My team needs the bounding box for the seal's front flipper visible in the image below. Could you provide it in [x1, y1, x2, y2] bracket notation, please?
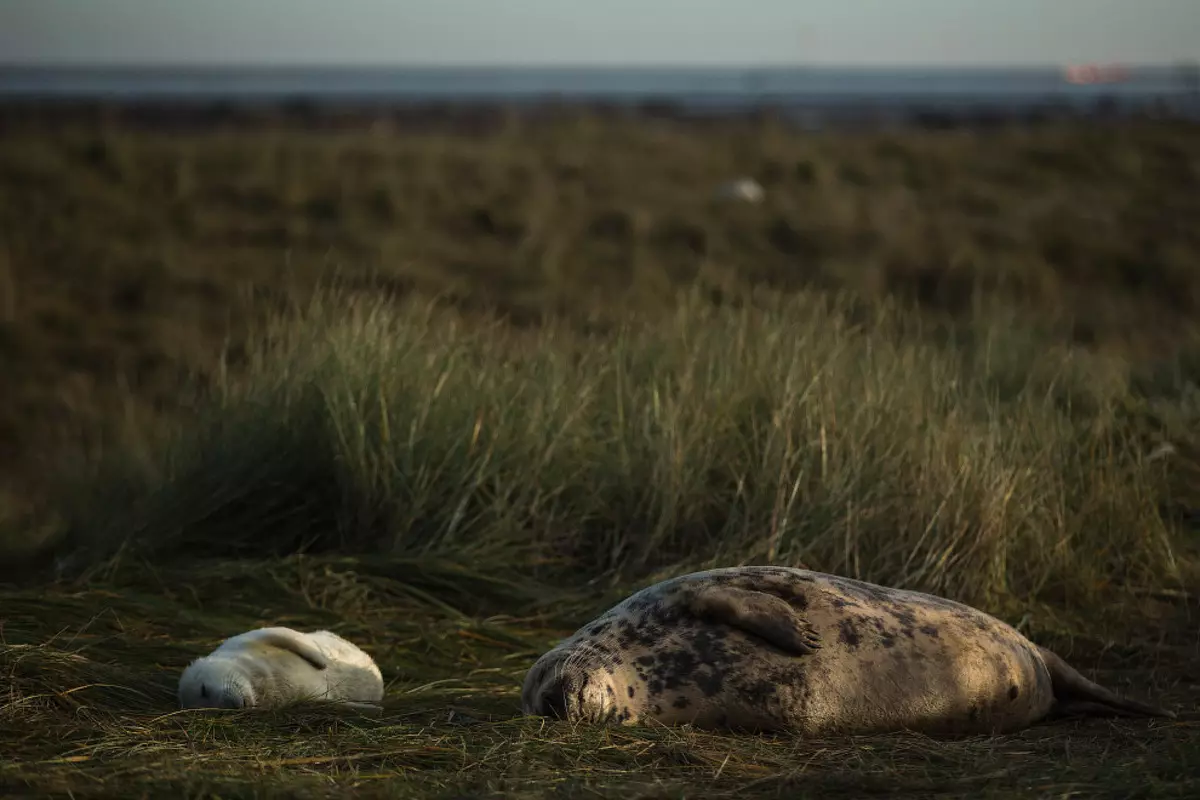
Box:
[687, 585, 821, 655]
[252, 628, 330, 671]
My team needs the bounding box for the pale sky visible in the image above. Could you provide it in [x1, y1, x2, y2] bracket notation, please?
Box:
[1, 0, 1197, 67]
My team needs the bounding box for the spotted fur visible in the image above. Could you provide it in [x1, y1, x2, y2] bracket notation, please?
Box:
[521, 567, 1174, 736]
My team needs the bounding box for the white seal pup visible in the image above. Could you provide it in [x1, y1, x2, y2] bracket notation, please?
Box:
[521, 566, 1175, 736]
[178, 627, 384, 711]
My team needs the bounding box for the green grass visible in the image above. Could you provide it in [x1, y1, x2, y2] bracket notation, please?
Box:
[2, 108, 1200, 797]
[38, 288, 1197, 601]
[5, 285, 1200, 797]
[1, 111, 1199, 498]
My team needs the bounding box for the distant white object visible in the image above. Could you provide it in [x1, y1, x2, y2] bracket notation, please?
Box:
[1146, 442, 1177, 462]
[178, 627, 384, 712]
[714, 178, 765, 203]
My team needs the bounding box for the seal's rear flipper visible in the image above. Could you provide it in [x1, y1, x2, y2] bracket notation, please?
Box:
[688, 585, 821, 655]
[1038, 646, 1175, 720]
[251, 628, 330, 671]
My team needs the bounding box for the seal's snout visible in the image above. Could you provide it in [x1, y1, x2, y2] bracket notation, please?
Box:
[536, 677, 569, 720]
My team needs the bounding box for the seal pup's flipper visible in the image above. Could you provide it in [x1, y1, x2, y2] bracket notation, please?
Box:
[1038, 646, 1175, 720]
[249, 628, 330, 671]
[342, 701, 384, 717]
[687, 585, 822, 655]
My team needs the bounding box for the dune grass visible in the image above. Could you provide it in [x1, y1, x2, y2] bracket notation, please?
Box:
[3, 285, 1198, 797]
[42, 287, 1195, 601]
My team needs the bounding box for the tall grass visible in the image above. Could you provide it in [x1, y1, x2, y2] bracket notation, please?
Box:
[46, 287, 1190, 610]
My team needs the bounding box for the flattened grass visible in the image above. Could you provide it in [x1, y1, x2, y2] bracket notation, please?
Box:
[2, 557, 1197, 799]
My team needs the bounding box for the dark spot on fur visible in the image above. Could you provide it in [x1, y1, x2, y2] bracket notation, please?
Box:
[1008, 684, 1019, 700]
[887, 606, 918, 629]
[651, 703, 663, 715]
[919, 625, 939, 638]
[694, 667, 725, 697]
[673, 695, 691, 709]
[655, 648, 700, 690]
[838, 618, 861, 648]
[627, 685, 636, 698]
[968, 705, 979, 721]
[587, 621, 611, 637]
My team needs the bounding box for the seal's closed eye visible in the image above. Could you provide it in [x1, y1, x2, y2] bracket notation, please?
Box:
[538, 677, 569, 719]
[687, 585, 822, 656]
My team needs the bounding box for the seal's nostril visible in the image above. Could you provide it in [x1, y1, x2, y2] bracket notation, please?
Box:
[540, 679, 568, 720]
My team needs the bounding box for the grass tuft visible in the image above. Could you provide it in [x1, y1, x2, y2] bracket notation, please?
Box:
[43, 287, 1195, 613]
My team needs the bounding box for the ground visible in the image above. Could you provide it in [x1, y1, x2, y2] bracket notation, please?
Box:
[1, 104, 1199, 798]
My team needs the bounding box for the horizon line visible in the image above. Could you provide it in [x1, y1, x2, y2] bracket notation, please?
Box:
[3, 60, 1198, 72]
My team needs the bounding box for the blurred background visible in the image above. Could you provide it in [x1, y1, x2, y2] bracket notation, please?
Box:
[0, 0, 1198, 528]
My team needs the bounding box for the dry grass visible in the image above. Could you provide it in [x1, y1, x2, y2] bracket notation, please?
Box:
[2, 105, 1200, 797]
[2, 557, 1198, 799]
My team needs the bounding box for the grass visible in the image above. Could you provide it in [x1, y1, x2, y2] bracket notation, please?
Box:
[1, 105, 1199, 797]
[1, 107, 1199, 496]
[1, 560, 1197, 799]
[6, 285, 1200, 797]
[34, 288, 1198, 601]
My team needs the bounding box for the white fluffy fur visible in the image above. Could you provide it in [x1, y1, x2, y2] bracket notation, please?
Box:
[178, 627, 384, 711]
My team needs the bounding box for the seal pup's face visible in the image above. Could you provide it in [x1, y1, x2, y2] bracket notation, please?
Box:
[178, 656, 257, 709]
[521, 640, 633, 724]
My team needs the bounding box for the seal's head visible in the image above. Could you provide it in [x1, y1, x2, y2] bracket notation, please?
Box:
[521, 578, 824, 729]
[521, 637, 640, 724]
[178, 656, 256, 709]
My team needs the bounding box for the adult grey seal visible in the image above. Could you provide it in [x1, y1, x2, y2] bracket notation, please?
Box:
[178, 627, 384, 712]
[521, 566, 1174, 736]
